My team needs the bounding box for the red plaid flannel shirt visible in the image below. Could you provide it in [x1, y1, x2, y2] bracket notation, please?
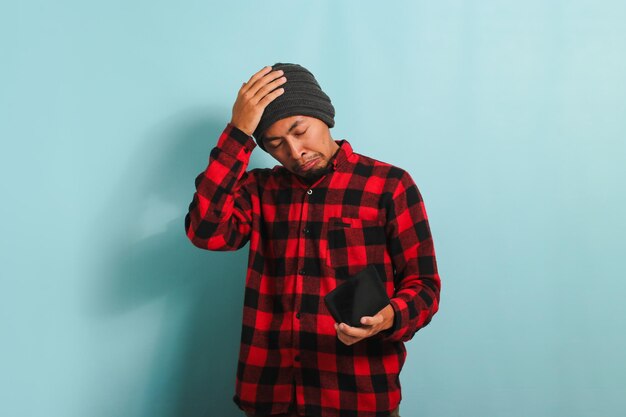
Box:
[185, 123, 441, 417]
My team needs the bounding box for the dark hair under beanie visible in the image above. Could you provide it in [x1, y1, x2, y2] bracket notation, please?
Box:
[253, 63, 335, 152]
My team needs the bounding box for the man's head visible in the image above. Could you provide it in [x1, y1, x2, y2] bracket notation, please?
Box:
[253, 63, 338, 179]
[262, 114, 340, 180]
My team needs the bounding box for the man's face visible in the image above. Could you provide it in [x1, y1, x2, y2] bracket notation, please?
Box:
[262, 115, 340, 180]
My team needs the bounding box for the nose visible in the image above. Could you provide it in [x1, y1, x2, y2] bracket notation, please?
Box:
[285, 138, 306, 160]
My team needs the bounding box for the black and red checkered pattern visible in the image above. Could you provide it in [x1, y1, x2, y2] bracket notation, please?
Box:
[185, 123, 441, 417]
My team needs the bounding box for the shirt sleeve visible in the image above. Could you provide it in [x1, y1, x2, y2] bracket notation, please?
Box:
[379, 171, 441, 342]
[184, 122, 257, 251]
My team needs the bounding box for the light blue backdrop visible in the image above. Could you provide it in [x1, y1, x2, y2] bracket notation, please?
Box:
[1, 1, 625, 417]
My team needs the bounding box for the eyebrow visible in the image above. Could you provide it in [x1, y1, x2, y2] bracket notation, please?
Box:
[264, 120, 303, 141]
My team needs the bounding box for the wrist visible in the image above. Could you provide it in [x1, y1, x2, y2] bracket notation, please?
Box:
[381, 304, 395, 330]
[229, 120, 253, 137]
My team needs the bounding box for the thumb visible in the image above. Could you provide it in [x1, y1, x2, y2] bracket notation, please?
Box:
[361, 315, 382, 326]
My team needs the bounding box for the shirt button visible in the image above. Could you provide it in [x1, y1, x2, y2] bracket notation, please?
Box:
[306, 189, 313, 195]
[296, 312, 301, 319]
[299, 269, 306, 275]
[295, 355, 301, 362]
[303, 227, 310, 235]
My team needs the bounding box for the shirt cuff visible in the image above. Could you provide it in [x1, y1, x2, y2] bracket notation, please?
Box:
[217, 123, 257, 158]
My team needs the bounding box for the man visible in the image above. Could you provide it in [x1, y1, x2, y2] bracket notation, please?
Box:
[185, 63, 441, 417]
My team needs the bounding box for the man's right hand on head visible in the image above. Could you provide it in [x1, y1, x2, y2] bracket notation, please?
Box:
[230, 66, 286, 138]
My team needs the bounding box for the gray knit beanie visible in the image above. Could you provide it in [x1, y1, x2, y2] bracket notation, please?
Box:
[253, 63, 335, 152]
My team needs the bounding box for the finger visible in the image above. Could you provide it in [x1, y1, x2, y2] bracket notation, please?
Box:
[338, 322, 371, 338]
[240, 66, 273, 95]
[252, 75, 286, 104]
[245, 69, 284, 98]
[247, 66, 273, 84]
[241, 67, 280, 96]
[360, 314, 383, 326]
[335, 324, 360, 345]
[338, 334, 357, 346]
[257, 87, 285, 108]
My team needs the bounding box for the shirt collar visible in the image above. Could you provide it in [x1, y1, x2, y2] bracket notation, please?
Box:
[330, 139, 353, 170]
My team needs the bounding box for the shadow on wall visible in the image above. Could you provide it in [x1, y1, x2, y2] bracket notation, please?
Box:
[85, 108, 270, 417]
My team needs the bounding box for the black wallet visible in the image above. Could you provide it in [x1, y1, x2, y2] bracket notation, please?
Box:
[324, 265, 391, 327]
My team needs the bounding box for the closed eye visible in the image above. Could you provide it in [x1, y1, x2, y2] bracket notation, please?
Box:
[264, 138, 281, 149]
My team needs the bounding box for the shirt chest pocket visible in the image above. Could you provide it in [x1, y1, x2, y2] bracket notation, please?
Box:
[324, 216, 387, 277]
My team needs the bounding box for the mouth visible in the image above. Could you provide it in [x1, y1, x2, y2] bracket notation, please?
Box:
[299, 157, 320, 172]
